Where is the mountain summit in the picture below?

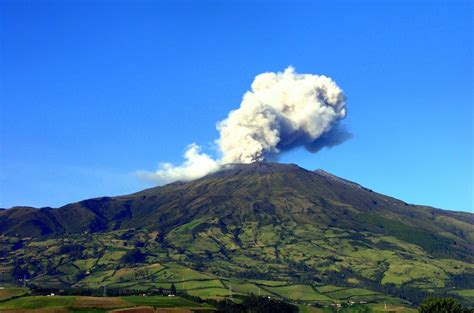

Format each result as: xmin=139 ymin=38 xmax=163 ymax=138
xmin=1 ymin=162 xmax=473 ymax=300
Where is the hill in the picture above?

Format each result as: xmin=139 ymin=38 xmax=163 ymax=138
xmin=1 ymin=162 xmax=473 ymax=306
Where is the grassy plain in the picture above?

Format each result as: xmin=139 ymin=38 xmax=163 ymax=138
xmin=0 ymin=287 xmax=29 ymax=301
xmin=0 ymin=295 xmax=210 ymax=312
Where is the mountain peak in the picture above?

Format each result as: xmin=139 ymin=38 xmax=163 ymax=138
xmin=206 ymin=161 xmax=307 ymax=178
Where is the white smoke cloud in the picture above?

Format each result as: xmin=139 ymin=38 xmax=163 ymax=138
xmin=217 ymin=67 xmax=346 ymax=163
xmin=136 ymin=143 xmax=219 ymax=184
xmin=139 ymin=67 xmax=347 ymax=184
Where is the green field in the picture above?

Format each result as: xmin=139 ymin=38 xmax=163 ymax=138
xmin=121 ymin=295 xmax=210 ymax=308
xmin=249 ymin=279 xmax=289 ymax=286
xmin=0 ymin=294 xmax=421 ymax=313
xmin=297 ymin=304 xmax=326 ymax=313
xmin=368 ymin=303 xmax=418 ymax=312
xmin=450 ymin=289 xmax=474 ymax=298
xmin=0 ymin=295 xmax=75 ymax=309
xmin=187 ymin=287 xmax=236 ymax=298
xmin=223 ymin=282 xmax=273 ymax=296
xmin=0 ymin=289 xmax=426 ymax=313
xmin=316 ymin=285 xmax=348 ymax=293
xmin=0 ymin=287 xmax=29 ymax=301
xmin=0 ymin=295 xmax=211 ymax=312
xmin=266 ymin=285 xmax=332 ymax=301
xmin=324 ymin=287 xmax=380 ymax=300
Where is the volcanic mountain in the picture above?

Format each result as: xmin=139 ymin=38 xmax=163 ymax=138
xmin=1 ymin=162 xmax=473 ymax=304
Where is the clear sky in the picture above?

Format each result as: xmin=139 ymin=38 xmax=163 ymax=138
xmin=1 ymin=0 xmax=472 ymax=212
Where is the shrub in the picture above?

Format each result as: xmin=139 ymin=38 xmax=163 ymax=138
xmin=419 ymin=297 xmax=473 ymax=313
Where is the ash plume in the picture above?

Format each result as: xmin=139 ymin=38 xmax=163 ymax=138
xmin=136 ymin=143 xmax=219 ymax=184
xmin=139 ymin=67 xmax=348 ymax=184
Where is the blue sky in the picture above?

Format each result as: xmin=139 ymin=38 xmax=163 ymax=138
xmin=1 ymin=0 xmax=472 ymax=212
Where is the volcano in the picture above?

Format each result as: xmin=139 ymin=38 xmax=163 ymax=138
xmin=1 ymin=162 xmax=473 ymax=304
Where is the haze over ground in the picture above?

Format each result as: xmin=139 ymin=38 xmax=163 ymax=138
xmin=0 ymin=0 xmax=472 ymax=212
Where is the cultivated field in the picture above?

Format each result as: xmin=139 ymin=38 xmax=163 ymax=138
xmin=0 ymin=294 xmax=212 ymax=313
xmin=0 ymin=286 xmax=424 ymax=313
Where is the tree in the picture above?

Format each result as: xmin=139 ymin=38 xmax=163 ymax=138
xmin=121 ymin=249 xmax=146 ymax=264
xmin=134 ymin=241 xmax=145 ymax=248
xmin=419 ymin=297 xmax=473 ymax=313
xmin=209 ymin=295 xmax=298 ymax=313
xmin=170 ymin=283 xmax=177 ymax=295
xmin=59 ymin=244 xmax=85 ymax=258
xmin=11 ymin=263 xmax=28 ymax=280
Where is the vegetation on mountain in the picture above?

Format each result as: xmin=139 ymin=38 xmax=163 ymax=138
xmin=0 ymin=162 xmax=473 ymax=307
xmin=121 ymin=249 xmax=146 ymax=264
xmin=418 ymin=297 xmax=473 ymax=313
xmin=0 ymin=285 xmax=472 ymax=312
xmin=209 ymin=295 xmax=299 ymax=312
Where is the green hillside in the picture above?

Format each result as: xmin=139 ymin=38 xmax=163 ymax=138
xmin=0 ymin=162 xmax=473 ymax=307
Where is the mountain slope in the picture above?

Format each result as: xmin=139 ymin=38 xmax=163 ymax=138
xmin=2 ymin=163 xmax=472 ymax=255
xmin=1 ymin=162 xmax=473 ymax=303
